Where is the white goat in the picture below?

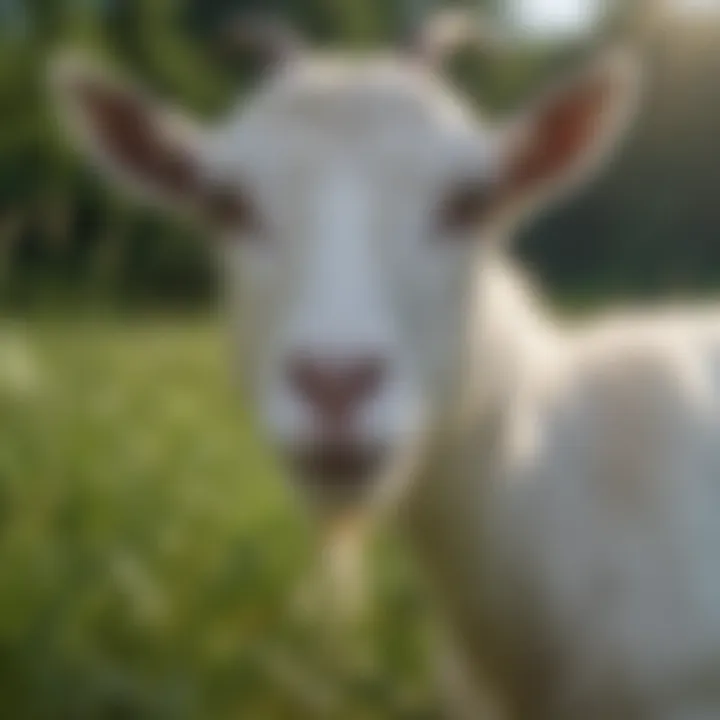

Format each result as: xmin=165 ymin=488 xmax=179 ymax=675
xmin=51 ymin=17 xmax=720 ymax=719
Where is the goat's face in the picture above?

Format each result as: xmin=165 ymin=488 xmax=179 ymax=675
xmin=213 ymin=60 xmax=506 ymax=512
xmin=52 ymin=46 xmax=639 ymax=517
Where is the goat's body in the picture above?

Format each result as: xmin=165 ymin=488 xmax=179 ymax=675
xmin=406 ymin=260 xmax=720 ymax=719
xmin=55 ymin=39 xmax=679 ymax=719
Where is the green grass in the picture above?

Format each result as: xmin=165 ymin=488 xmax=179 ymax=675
xmin=0 ymin=318 xmax=436 ymax=720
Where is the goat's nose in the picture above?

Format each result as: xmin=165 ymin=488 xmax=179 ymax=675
xmin=287 ymin=355 xmax=386 ymax=426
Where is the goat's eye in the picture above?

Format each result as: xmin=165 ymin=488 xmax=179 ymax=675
xmin=438 ymin=180 xmax=493 ymax=236
xmin=206 ymin=184 xmax=262 ymax=236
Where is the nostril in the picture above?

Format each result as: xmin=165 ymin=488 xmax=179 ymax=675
xmin=287 ymin=355 xmax=387 ymax=421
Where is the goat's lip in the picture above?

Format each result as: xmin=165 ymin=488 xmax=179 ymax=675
xmin=284 ymin=441 xmax=387 ymax=488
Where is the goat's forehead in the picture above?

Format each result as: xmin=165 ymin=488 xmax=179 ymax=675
xmin=204 ymin=56 xmax=498 ymax=179
xmin=268 ymin=61 xmax=468 ymax=123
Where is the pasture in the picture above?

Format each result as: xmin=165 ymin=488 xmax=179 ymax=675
xmin=0 ymin=319 xmax=434 ymax=719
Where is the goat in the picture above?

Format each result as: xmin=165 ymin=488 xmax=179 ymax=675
xmin=50 ymin=15 xmax=720 ymax=719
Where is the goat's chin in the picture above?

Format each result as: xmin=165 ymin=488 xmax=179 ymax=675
xmin=289 ymin=443 xmax=422 ymax=528
xmin=290 ymin=468 xmax=389 ymax=524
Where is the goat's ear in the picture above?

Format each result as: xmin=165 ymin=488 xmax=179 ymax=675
xmin=500 ymin=48 xmax=641 ymax=216
xmin=49 ymin=52 xmax=240 ymax=224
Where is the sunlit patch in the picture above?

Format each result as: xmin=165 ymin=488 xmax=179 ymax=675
xmin=510 ymin=0 xmax=604 ymax=39
xmin=109 ymin=551 xmax=169 ymax=628
xmin=0 ymin=330 xmax=43 ymax=400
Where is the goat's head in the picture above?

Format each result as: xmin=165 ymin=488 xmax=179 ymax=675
xmin=50 ymin=14 xmax=640 ymax=520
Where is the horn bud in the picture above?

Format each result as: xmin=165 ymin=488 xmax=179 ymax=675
xmin=223 ymin=13 xmax=304 ymax=73
xmin=404 ymin=9 xmax=500 ymax=68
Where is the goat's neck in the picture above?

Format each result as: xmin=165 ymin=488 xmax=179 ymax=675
xmin=404 ymin=253 xmax=553 ymax=560
xmin=414 ymin=252 xmax=554 ymax=495
xmin=400 ymin=255 xmax=558 ymax=703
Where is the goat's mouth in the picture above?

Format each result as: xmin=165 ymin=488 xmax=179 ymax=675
xmin=284 ymin=441 xmax=388 ymax=497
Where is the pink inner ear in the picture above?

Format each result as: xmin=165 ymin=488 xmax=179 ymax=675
xmin=75 ymin=80 xmax=253 ymax=229
xmin=503 ymin=74 xmax=613 ymax=201
xmin=76 ymin=80 xmax=199 ymax=199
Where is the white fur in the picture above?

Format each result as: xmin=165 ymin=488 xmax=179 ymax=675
xmin=405 ymin=264 xmax=720 ymax=718
xmin=52 ymin=46 xmax=720 ymax=719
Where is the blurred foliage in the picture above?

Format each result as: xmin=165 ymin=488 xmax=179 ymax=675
xmin=0 ymin=320 xmax=436 ymax=718
xmin=1 ymin=0 xmax=718 ymax=310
